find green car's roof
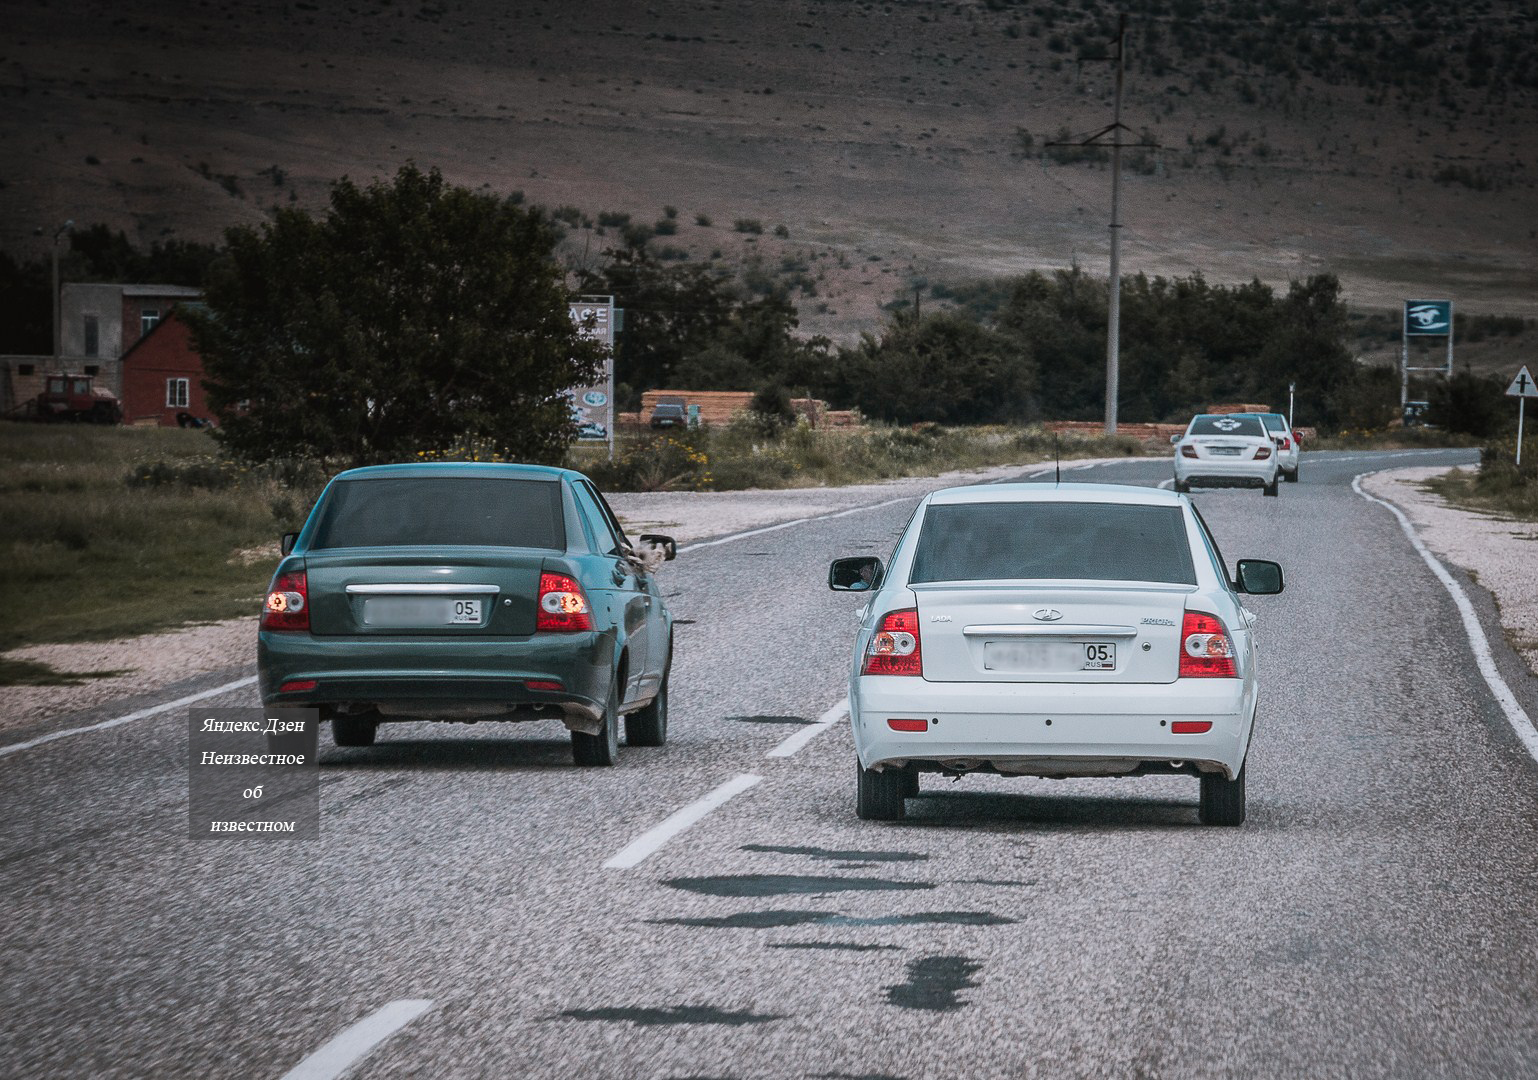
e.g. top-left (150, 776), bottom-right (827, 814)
top-left (329, 462), bottom-right (575, 483)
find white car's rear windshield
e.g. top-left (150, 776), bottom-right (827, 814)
top-left (1188, 415), bottom-right (1265, 437)
top-left (909, 503), bottom-right (1197, 584)
top-left (308, 477), bottom-right (564, 549)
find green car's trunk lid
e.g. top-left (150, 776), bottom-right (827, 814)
top-left (304, 549), bottom-right (545, 637)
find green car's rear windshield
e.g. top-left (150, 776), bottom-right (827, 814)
top-left (910, 502), bottom-right (1196, 584)
top-left (307, 477), bottom-right (564, 549)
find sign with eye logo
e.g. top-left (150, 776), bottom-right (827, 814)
top-left (1404, 300), bottom-right (1451, 336)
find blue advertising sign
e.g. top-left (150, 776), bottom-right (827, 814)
top-left (1404, 300), bottom-right (1452, 336)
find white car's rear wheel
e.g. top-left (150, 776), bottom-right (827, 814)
top-left (1199, 763), bottom-right (1246, 826)
top-left (856, 761), bottom-right (907, 821)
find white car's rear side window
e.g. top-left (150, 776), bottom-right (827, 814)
top-left (909, 503), bottom-right (1197, 585)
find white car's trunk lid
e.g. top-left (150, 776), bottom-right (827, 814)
top-left (913, 583), bottom-right (1192, 684)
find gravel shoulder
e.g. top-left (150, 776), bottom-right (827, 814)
top-left (4, 460), bottom-right (1529, 732)
top-left (1358, 465), bottom-right (1538, 679)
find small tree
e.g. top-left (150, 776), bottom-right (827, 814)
top-left (189, 165), bottom-right (603, 466)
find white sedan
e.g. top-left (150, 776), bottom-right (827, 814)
top-left (828, 483), bottom-right (1284, 826)
top-left (1172, 413), bottom-right (1280, 495)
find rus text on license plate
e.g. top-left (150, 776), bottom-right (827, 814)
top-left (983, 640), bottom-right (1116, 673)
top-left (363, 597), bottom-right (483, 627)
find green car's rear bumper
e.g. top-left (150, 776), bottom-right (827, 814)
top-left (257, 628), bottom-right (616, 725)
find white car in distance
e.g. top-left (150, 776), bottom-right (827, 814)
top-left (828, 483), bottom-right (1284, 826)
top-left (1172, 413), bottom-right (1280, 496)
top-left (1257, 412), bottom-right (1301, 482)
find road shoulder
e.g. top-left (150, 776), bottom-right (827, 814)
top-left (1359, 465), bottom-right (1537, 681)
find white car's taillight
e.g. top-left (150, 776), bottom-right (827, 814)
top-left (1179, 612), bottom-right (1236, 678)
top-left (537, 572), bottom-right (594, 632)
top-left (863, 609), bottom-right (922, 676)
top-left (1254, 445), bottom-right (1272, 459)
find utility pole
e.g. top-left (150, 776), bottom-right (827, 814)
top-left (50, 219), bottom-right (73, 360)
top-left (1044, 15), bottom-right (1152, 436)
top-left (1105, 14), bottom-right (1126, 436)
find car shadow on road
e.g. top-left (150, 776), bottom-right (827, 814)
top-left (902, 790), bottom-right (1201, 830)
top-left (317, 736), bottom-right (578, 771)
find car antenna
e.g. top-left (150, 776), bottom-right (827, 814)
top-left (1054, 434), bottom-right (1061, 487)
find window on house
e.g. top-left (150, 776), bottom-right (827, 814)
top-left (166, 378), bottom-right (189, 408)
top-left (18, 364), bottom-right (34, 376)
top-left (84, 365), bottom-right (99, 376)
top-left (83, 315), bottom-right (99, 357)
top-left (142, 309), bottom-right (161, 336)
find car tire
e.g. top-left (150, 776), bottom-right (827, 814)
top-left (625, 670), bottom-right (669, 747)
top-left (1285, 467), bottom-right (1299, 483)
top-left (1263, 477), bottom-right (1279, 497)
top-left (856, 761), bottom-right (907, 821)
top-left (572, 681), bottom-right (620, 766)
top-left (332, 716), bottom-right (377, 748)
top-left (1173, 479), bottom-right (1190, 494)
top-left (1199, 764), bottom-right (1246, 826)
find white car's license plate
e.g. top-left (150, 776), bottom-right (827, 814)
top-left (1208, 446), bottom-right (1242, 456)
top-left (363, 597), bottom-right (483, 627)
top-left (984, 640), bottom-right (1116, 672)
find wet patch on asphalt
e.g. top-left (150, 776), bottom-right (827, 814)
top-left (728, 714), bottom-right (812, 725)
top-left (651, 910), bottom-right (837, 929)
top-left (767, 942), bottom-right (902, 952)
top-left (560, 1005), bottom-right (781, 1027)
top-left (663, 875), bottom-right (936, 898)
top-left (649, 910), bottom-right (1013, 929)
top-left (740, 844), bottom-right (928, 863)
top-left (883, 955), bottom-right (983, 1012)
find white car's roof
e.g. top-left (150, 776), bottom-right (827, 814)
top-left (926, 482), bottom-right (1182, 507)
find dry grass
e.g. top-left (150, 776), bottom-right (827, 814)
top-left (0, 424), bottom-right (298, 651)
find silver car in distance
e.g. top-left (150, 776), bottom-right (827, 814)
top-left (828, 483), bottom-right (1284, 826)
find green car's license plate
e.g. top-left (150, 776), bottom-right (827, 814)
top-left (363, 597), bottom-right (482, 627)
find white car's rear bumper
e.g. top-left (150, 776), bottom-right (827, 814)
top-left (852, 675), bottom-right (1253, 778)
top-left (1174, 455), bottom-right (1277, 487)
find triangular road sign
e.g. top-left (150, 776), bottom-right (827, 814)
top-left (1507, 365), bottom-right (1538, 398)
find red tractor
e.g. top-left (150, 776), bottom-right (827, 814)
top-left (30, 373), bottom-right (123, 424)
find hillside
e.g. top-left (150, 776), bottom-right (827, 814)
top-left (4, 0), bottom-right (1536, 343)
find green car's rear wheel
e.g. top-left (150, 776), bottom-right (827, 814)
top-left (572, 681), bottom-right (620, 766)
top-left (332, 716), bottom-right (377, 747)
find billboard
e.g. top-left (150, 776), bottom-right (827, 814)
top-left (1404, 300), bottom-right (1452, 336)
top-left (567, 297), bottom-right (614, 444)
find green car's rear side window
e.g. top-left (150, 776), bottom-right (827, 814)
top-left (307, 477), bottom-right (564, 550)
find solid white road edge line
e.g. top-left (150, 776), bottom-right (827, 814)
top-left (1353, 471), bottom-right (1538, 761)
top-left (0, 674), bottom-right (259, 759)
top-left (278, 999), bottom-right (434, 1080)
top-left (603, 773), bottom-right (763, 869)
top-left (767, 698), bottom-right (849, 759)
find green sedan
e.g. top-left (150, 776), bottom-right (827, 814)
top-left (257, 462), bottom-right (675, 765)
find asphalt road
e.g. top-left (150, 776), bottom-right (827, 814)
top-left (9, 446), bottom-right (1538, 1080)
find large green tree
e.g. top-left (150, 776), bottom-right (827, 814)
top-left (189, 165), bottom-right (603, 466)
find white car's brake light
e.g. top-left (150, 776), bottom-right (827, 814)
top-left (863, 609), bottom-right (922, 676)
top-left (1179, 612), bottom-right (1236, 678)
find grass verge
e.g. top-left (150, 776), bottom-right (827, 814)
top-left (571, 420), bottom-right (1149, 492)
top-left (0, 424), bottom-right (324, 653)
top-left (1418, 439), bottom-right (1538, 521)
